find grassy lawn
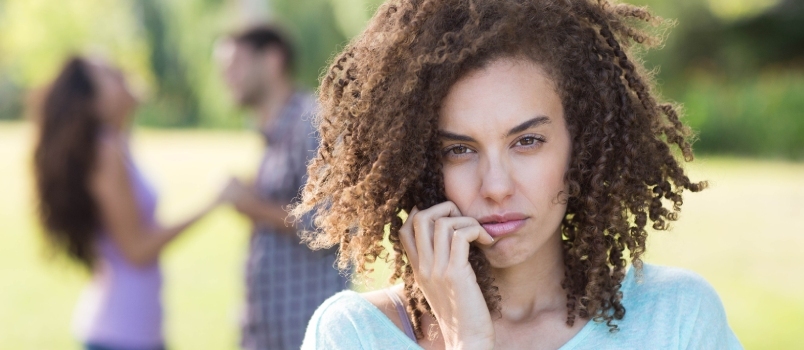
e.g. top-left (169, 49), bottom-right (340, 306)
top-left (1, 121), bottom-right (802, 349)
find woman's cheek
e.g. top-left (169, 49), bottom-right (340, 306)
top-left (442, 167), bottom-right (460, 203)
top-left (442, 164), bottom-right (475, 206)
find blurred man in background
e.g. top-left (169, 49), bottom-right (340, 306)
top-left (218, 25), bottom-right (347, 350)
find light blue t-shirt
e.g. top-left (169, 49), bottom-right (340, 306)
top-left (302, 264), bottom-right (742, 349)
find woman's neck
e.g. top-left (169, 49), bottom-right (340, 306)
top-left (491, 231), bottom-right (567, 323)
top-left (101, 110), bottom-right (132, 135)
top-left (100, 121), bottom-right (131, 147)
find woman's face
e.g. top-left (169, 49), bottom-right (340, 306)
top-left (438, 58), bottom-right (572, 269)
top-left (88, 60), bottom-right (137, 129)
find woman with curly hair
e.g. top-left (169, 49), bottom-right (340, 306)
top-left (297, 0), bottom-right (742, 348)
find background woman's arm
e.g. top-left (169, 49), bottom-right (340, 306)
top-left (90, 138), bottom-right (221, 267)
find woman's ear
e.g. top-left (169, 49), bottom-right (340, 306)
top-left (554, 190), bottom-right (569, 205)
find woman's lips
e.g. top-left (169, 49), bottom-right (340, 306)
top-left (481, 219), bottom-right (526, 238)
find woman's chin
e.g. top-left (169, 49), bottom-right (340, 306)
top-left (479, 239), bottom-right (529, 269)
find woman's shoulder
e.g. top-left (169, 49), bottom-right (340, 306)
top-left (90, 132), bottom-right (131, 191)
top-left (592, 263), bottom-right (743, 349)
top-left (304, 288), bottom-right (403, 331)
top-left (95, 131), bottom-right (125, 161)
top-left (302, 290), bottom-right (365, 349)
top-left (623, 263), bottom-right (720, 306)
top-left (628, 263), bottom-right (713, 289)
top-left (307, 290), bottom-right (370, 324)
top-left (302, 289), bottom-right (420, 350)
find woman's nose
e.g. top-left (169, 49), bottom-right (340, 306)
top-left (478, 155), bottom-right (515, 204)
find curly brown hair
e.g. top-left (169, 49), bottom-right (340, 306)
top-left (292, 0), bottom-right (707, 337)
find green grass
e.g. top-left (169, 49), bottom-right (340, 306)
top-left (1, 121), bottom-right (802, 349)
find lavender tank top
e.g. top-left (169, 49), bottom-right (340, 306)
top-left (72, 146), bottom-right (163, 348)
top-left (384, 289), bottom-right (417, 341)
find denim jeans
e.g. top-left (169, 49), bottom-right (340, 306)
top-left (84, 343), bottom-right (165, 350)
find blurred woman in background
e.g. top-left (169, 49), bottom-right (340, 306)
top-left (33, 56), bottom-right (226, 350)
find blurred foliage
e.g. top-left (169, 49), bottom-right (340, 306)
top-left (0, 0), bottom-right (802, 157)
top-left (0, 0), bottom-right (153, 122)
top-left (635, 0), bottom-right (804, 159)
top-left (681, 70), bottom-right (804, 159)
top-left (0, 0), bottom-right (152, 88)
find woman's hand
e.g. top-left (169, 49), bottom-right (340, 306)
top-left (221, 177), bottom-right (300, 234)
top-left (221, 177), bottom-right (259, 218)
top-left (220, 177), bottom-right (247, 205)
top-left (398, 201), bottom-right (496, 350)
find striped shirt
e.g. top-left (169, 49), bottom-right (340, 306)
top-left (241, 91), bottom-right (348, 350)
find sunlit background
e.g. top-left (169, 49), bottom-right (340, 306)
top-left (0, 0), bottom-right (802, 349)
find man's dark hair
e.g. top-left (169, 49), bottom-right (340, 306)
top-left (232, 24), bottom-right (295, 73)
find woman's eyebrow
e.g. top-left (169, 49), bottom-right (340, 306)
top-left (438, 130), bottom-right (476, 142)
top-left (438, 115), bottom-right (551, 142)
top-left (506, 115), bottom-right (551, 137)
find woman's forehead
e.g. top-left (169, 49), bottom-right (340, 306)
top-left (438, 58), bottom-right (564, 133)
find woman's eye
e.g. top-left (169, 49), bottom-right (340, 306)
top-left (442, 144), bottom-right (474, 157)
top-left (518, 137), bottom-right (535, 146)
top-left (451, 146), bottom-right (469, 154)
top-left (516, 136), bottom-right (543, 146)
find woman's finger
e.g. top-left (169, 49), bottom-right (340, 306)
top-left (399, 206), bottom-right (419, 269)
top-left (412, 202), bottom-right (463, 275)
top-left (433, 216), bottom-right (480, 275)
top-left (450, 225), bottom-right (494, 269)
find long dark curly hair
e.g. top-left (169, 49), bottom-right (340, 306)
top-left (292, 0), bottom-right (707, 338)
top-left (34, 57), bottom-right (102, 269)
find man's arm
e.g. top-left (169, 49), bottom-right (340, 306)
top-left (231, 184), bottom-right (299, 236)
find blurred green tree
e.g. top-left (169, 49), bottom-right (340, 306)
top-left (0, 0), bottom-right (801, 157)
top-left (0, 0), bottom-right (152, 120)
top-left (135, 0), bottom-right (200, 126)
